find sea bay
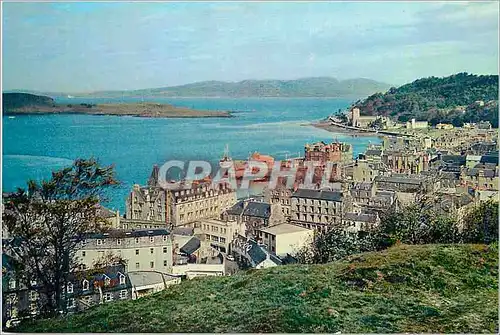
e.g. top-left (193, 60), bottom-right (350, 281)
top-left (2, 97), bottom-right (381, 211)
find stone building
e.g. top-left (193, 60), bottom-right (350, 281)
top-left (348, 107), bottom-right (379, 128)
top-left (263, 184), bottom-right (293, 218)
top-left (126, 165), bottom-right (237, 227)
top-left (304, 141), bottom-right (353, 165)
top-left (381, 149), bottom-right (430, 174)
top-left (289, 188), bottom-right (345, 231)
top-left (77, 229), bottom-right (173, 274)
top-left (460, 164), bottom-right (499, 191)
top-left (223, 199), bottom-right (285, 239)
top-left (167, 180), bottom-right (237, 227)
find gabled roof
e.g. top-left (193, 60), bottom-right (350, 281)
top-left (226, 200), bottom-right (245, 216)
top-left (242, 202), bottom-right (271, 219)
top-left (180, 237), bottom-right (201, 255)
top-left (292, 189), bottom-right (342, 202)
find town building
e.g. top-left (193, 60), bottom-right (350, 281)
top-left (348, 107), bottom-right (379, 128)
top-left (191, 218), bottom-right (246, 253)
top-left (255, 223), bottom-right (313, 256)
top-left (342, 212), bottom-right (380, 233)
top-left (167, 180), bottom-right (237, 227)
top-left (2, 258), bottom-right (133, 328)
top-left (304, 141), bottom-right (353, 165)
top-left (171, 235), bottom-right (225, 278)
top-left (77, 229), bottom-right (173, 274)
top-left (435, 123), bottom-right (454, 130)
top-left (230, 235), bottom-right (282, 269)
top-left (223, 199), bottom-right (285, 238)
top-left (128, 271), bottom-right (180, 300)
top-left (290, 188), bottom-right (345, 231)
top-left (405, 118), bottom-right (429, 130)
top-left (125, 165), bottom-right (237, 227)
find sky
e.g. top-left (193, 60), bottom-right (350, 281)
top-left (2, 1), bottom-right (499, 92)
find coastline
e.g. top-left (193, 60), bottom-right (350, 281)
top-left (310, 119), bottom-right (384, 137)
top-left (4, 102), bottom-right (233, 118)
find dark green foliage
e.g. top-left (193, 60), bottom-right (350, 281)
top-left (461, 200), bottom-right (499, 244)
top-left (2, 93), bottom-right (55, 110)
top-left (354, 73), bottom-right (498, 127)
top-left (15, 244), bottom-right (498, 333)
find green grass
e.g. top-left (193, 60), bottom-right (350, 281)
top-left (16, 244), bottom-right (498, 333)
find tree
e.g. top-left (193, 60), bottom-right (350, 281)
top-left (461, 200), bottom-right (499, 244)
top-left (296, 224), bottom-right (377, 264)
top-left (2, 158), bottom-right (118, 316)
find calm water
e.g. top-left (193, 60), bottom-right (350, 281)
top-left (2, 97), bottom-right (380, 211)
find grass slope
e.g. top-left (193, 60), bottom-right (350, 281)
top-left (16, 244), bottom-right (498, 333)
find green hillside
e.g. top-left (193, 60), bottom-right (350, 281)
top-left (2, 92), bottom-right (56, 111)
top-left (353, 73), bottom-right (499, 127)
top-left (16, 244), bottom-right (498, 333)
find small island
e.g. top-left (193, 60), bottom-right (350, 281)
top-left (2, 93), bottom-right (232, 118)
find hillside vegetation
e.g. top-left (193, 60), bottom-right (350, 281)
top-left (16, 244), bottom-right (498, 333)
top-left (353, 73), bottom-right (498, 127)
top-left (2, 92), bottom-right (56, 110)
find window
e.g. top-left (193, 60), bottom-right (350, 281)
top-left (29, 290), bottom-right (38, 301)
top-left (163, 235), bottom-right (167, 242)
top-left (104, 276), bottom-right (111, 287)
top-left (163, 247), bottom-right (167, 253)
top-left (97, 239), bottom-right (104, 246)
top-left (119, 274), bottom-right (126, 285)
top-left (82, 251), bottom-right (86, 257)
top-left (135, 249), bottom-right (139, 255)
top-left (150, 248), bottom-right (154, 254)
top-left (104, 293), bottom-right (113, 302)
top-left (135, 262), bottom-right (140, 269)
top-left (67, 298), bottom-right (76, 309)
top-left (67, 283), bottom-right (74, 294)
top-left (119, 289), bottom-right (128, 300)
top-left (117, 239), bottom-right (122, 246)
top-left (8, 279), bottom-right (16, 289)
top-left (83, 280), bottom-right (89, 291)
top-left (30, 279), bottom-right (37, 287)
top-left (135, 237), bottom-right (140, 244)
top-left (150, 261), bottom-right (154, 268)
top-left (150, 236), bottom-right (154, 243)
top-left (163, 260), bottom-right (168, 267)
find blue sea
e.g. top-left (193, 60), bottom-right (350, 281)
top-left (2, 97), bottom-right (381, 212)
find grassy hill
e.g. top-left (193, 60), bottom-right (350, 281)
top-left (353, 73), bottom-right (498, 126)
top-left (16, 244), bottom-right (498, 333)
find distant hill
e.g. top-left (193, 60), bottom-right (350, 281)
top-left (352, 73), bottom-right (499, 127)
top-left (16, 244), bottom-right (498, 333)
top-left (2, 92), bottom-right (56, 111)
top-left (5, 77), bottom-right (392, 99)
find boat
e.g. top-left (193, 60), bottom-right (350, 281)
top-left (8, 116), bottom-right (15, 119)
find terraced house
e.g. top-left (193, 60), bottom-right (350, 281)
top-left (77, 229), bottom-right (173, 274)
top-left (290, 188), bottom-right (346, 231)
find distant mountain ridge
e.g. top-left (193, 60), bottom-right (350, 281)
top-left (5, 77), bottom-right (392, 98)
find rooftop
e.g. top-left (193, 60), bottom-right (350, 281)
top-left (292, 189), bottom-right (342, 202)
top-left (259, 223), bottom-right (311, 235)
top-left (85, 228), bottom-right (170, 239)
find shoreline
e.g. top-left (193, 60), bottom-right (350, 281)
top-left (4, 102), bottom-right (233, 119)
top-left (310, 120), bottom-right (384, 138)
